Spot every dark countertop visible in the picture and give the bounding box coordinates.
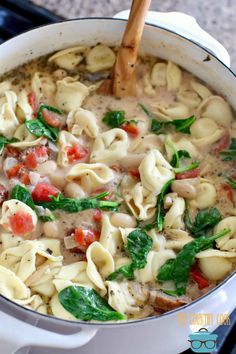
[31,0,236,73]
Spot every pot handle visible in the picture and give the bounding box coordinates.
[0,311,97,354]
[113,10,230,67]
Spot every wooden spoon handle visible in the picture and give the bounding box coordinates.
[113,0,151,98]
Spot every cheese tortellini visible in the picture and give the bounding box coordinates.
[190,118,224,146]
[32,72,56,101]
[67,108,99,138]
[90,128,129,165]
[86,45,116,73]
[66,162,114,192]
[189,181,216,209]
[139,149,174,194]
[214,217,236,251]
[48,45,89,70]
[0,90,19,138]
[151,102,190,123]
[151,61,182,91]
[55,77,89,112]
[11,124,44,149]
[197,96,233,127]
[86,242,114,294]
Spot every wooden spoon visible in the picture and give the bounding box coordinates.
[112,0,151,98]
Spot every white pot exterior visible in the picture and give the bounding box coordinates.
[0,14,235,354]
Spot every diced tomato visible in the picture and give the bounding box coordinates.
[25,146,48,169]
[6,163,25,179]
[42,108,61,128]
[25,152,37,169]
[32,182,60,202]
[121,123,139,137]
[212,134,230,155]
[176,169,200,180]
[5,146,20,158]
[221,183,234,203]
[74,227,100,252]
[129,168,140,179]
[9,211,34,236]
[190,269,209,290]
[20,171,31,185]
[93,209,102,223]
[0,184,8,205]
[28,92,38,116]
[66,143,88,163]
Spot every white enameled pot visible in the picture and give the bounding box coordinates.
[0,11,235,354]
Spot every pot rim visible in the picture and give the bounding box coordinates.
[0,16,235,327]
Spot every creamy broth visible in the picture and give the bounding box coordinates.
[0,45,235,322]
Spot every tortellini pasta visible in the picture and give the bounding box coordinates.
[176,88,201,108]
[67,108,99,138]
[99,214,123,256]
[55,77,89,112]
[165,136,200,161]
[151,61,182,91]
[0,200,38,234]
[189,181,216,209]
[0,265,30,299]
[0,90,19,138]
[190,80,212,100]
[164,195,185,229]
[48,46,89,70]
[151,102,190,123]
[31,72,56,101]
[66,162,114,192]
[165,229,193,250]
[90,128,129,165]
[86,242,114,294]
[197,96,233,127]
[16,90,33,121]
[214,217,236,251]
[122,179,157,221]
[86,45,116,73]
[15,294,47,314]
[196,249,236,281]
[190,118,224,146]
[139,149,174,194]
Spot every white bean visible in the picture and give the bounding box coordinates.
[171,180,197,200]
[111,213,137,228]
[64,182,86,199]
[49,169,67,189]
[43,221,60,238]
[37,160,57,176]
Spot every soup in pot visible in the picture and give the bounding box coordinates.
[0,44,235,322]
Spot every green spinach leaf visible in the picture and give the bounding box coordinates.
[59,286,125,321]
[170,150,191,168]
[36,192,120,212]
[157,228,230,295]
[139,103,196,135]
[220,138,236,161]
[226,176,236,189]
[0,136,19,154]
[107,229,153,280]
[156,179,174,231]
[25,104,63,142]
[11,185,35,210]
[185,206,222,237]
[107,264,134,281]
[174,161,200,174]
[102,111,126,128]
